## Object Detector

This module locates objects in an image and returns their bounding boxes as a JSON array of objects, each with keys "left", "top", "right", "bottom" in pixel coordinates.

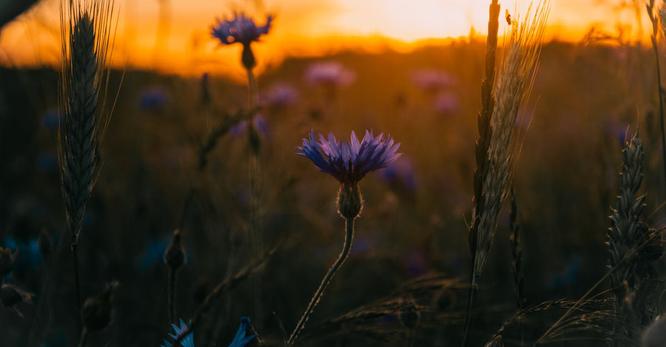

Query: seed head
[
  {"left": 164, "top": 229, "right": 186, "bottom": 271},
  {"left": 82, "top": 281, "right": 118, "bottom": 332},
  {"left": 0, "top": 247, "right": 17, "bottom": 278}
]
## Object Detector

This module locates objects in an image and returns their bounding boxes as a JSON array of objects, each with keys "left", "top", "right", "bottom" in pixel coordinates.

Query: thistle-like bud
[
  {"left": 82, "top": 281, "right": 118, "bottom": 332},
  {"left": 242, "top": 43, "right": 256, "bottom": 71},
  {"left": 0, "top": 247, "right": 18, "bottom": 278},
  {"left": 1, "top": 283, "right": 33, "bottom": 318},
  {"left": 38, "top": 229, "right": 52, "bottom": 258},
  {"left": 164, "top": 229, "right": 186, "bottom": 271},
  {"left": 0, "top": 284, "right": 33, "bottom": 309},
  {"left": 398, "top": 302, "right": 420, "bottom": 330},
  {"left": 337, "top": 183, "right": 363, "bottom": 220}
]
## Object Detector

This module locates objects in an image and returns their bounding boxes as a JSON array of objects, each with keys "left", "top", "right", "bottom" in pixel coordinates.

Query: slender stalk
[
  {"left": 78, "top": 327, "right": 88, "bottom": 347},
  {"left": 287, "top": 218, "right": 355, "bottom": 346},
  {"left": 650, "top": 29, "right": 666, "bottom": 189},
  {"left": 463, "top": 1, "right": 500, "bottom": 346},
  {"left": 168, "top": 268, "right": 176, "bottom": 323},
  {"left": 71, "top": 238, "right": 82, "bottom": 325},
  {"left": 245, "top": 64, "right": 264, "bottom": 324},
  {"left": 536, "top": 232, "right": 659, "bottom": 344}
]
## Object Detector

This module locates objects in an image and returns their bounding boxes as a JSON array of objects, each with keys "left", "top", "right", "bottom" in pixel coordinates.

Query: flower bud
[
  {"left": 164, "top": 229, "right": 186, "bottom": 271},
  {"left": 0, "top": 247, "right": 18, "bottom": 278},
  {"left": 337, "top": 183, "right": 363, "bottom": 220},
  {"left": 398, "top": 302, "right": 420, "bottom": 330},
  {"left": 82, "top": 281, "right": 118, "bottom": 332},
  {"left": 0, "top": 284, "right": 33, "bottom": 309},
  {"left": 242, "top": 43, "right": 256, "bottom": 71}
]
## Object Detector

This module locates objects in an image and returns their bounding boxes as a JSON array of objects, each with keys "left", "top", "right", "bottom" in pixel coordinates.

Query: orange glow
[{"left": 0, "top": 0, "right": 652, "bottom": 78}]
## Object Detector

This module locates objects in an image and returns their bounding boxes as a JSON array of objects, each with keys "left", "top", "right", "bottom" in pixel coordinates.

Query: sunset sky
[{"left": 0, "top": 0, "right": 646, "bottom": 77}]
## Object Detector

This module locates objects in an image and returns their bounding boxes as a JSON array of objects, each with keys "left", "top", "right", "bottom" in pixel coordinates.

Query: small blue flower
[
  {"left": 229, "top": 316, "right": 255, "bottom": 347},
  {"left": 139, "top": 88, "right": 168, "bottom": 112},
  {"left": 379, "top": 157, "right": 417, "bottom": 192},
  {"left": 162, "top": 319, "right": 195, "bottom": 347},
  {"left": 36, "top": 152, "right": 58, "bottom": 174},
  {"left": 41, "top": 110, "right": 60, "bottom": 132},
  {"left": 298, "top": 130, "right": 401, "bottom": 184},
  {"left": 305, "top": 62, "right": 355, "bottom": 87},
  {"left": 230, "top": 114, "right": 270, "bottom": 138},
  {"left": 211, "top": 13, "right": 272, "bottom": 46},
  {"left": 136, "top": 238, "right": 169, "bottom": 271}
]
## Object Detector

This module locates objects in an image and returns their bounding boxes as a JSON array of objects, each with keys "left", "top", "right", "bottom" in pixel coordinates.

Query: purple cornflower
[
  {"left": 41, "top": 109, "right": 60, "bottom": 132},
  {"left": 211, "top": 13, "right": 272, "bottom": 70},
  {"left": 139, "top": 87, "right": 168, "bottom": 112},
  {"left": 229, "top": 316, "right": 256, "bottom": 347},
  {"left": 230, "top": 114, "right": 269, "bottom": 138},
  {"left": 433, "top": 92, "right": 459, "bottom": 115},
  {"left": 305, "top": 62, "right": 355, "bottom": 87},
  {"left": 379, "top": 157, "right": 417, "bottom": 192},
  {"left": 299, "top": 130, "right": 401, "bottom": 184},
  {"left": 411, "top": 69, "right": 455, "bottom": 93},
  {"left": 161, "top": 319, "right": 194, "bottom": 347},
  {"left": 211, "top": 13, "right": 272, "bottom": 46},
  {"left": 261, "top": 83, "right": 299, "bottom": 110}
]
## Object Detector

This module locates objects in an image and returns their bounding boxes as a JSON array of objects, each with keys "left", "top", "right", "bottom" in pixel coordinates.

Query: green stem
[
  {"left": 77, "top": 327, "right": 88, "bottom": 347},
  {"left": 70, "top": 229, "right": 82, "bottom": 331},
  {"left": 168, "top": 268, "right": 177, "bottom": 323},
  {"left": 287, "top": 217, "right": 355, "bottom": 345}
]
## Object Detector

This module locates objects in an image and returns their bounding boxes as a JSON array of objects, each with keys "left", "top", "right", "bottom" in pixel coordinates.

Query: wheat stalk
[
  {"left": 607, "top": 133, "right": 662, "bottom": 345},
  {"left": 58, "top": 0, "right": 116, "bottom": 324},
  {"left": 463, "top": 2, "right": 548, "bottom": 345}
]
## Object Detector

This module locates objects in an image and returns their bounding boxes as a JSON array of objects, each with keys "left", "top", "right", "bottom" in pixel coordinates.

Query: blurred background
[{"left": 1, "top": 0, "right": 665, "bottom": 346}]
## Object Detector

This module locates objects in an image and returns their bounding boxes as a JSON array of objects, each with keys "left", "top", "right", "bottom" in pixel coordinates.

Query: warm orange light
[{"left": 0, "top": 0, "right": 653, "bottom": 78}]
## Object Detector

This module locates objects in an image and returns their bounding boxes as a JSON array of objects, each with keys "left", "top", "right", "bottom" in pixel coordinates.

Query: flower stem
[
  {"left": 168, "top": 268, "right": 177, "bottom": 323},
  {"left": 70, "top": 231, "right": 83, "bottom": 329},
  {"left": 77, "top": 327, "right": 88, "bottom": 347},
  {"left": 287, "top": 217, "right": 355, "bottom": 346}
]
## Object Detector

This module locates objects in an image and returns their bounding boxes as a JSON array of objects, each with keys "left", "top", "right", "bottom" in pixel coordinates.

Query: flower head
[
  {"left": 261, "top": 83, "right": 299, "bottom": 110},
  {"left": 433, "top": 92, "right": 459, "bottom": 115},
  {"left": 299, "top": 130, "right": 401, "bottom": 184},
  {"left": 211, "top": 13, "right": 272, "bottom": 46},
  {"left": 410, "top": 69, "right": 455, "bottom": 92},
  {"left": 139, "top": 87, "right": 168, "bottom": 112},
  {"left": 379, "top": 157, "right": 417, "bottom": 192},
  {"left": 305, "top": 62, "right": 355, "bottom": 87},
  {"left": 41, "top": 109, "right": 60, "bottom": 132},
  {"left": 229, "top": 316, "right": 255, "bottom": 347},
  {"left": 162, "top": 319, "right": 195, "bottom": 347}
]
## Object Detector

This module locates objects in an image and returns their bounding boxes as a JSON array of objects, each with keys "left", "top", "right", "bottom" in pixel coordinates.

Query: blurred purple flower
[
  {"left": 261, "top": 83, "right": 299, "bottom": 110},
  {"left": 351, "top": 235, "right": 374, "bottom": 255},
  {"left": 3, "top": 235, "right": 42, "bottom": 272},
  {"left": 379, "top": 157, "right": 417, "bottom": 192},
  {"left": 299, "top": 130, "right": 401, "bottom": 184},
  {"left": 411, "top": 69, "right": 455, "bottom": 92},
  {"left": 605, "top": 120, "right": 628, "bottom": 146},
  {"left": 137, "top": 238, "right": 169, "bottom": 271},
  {"left": 305, "top": 62, "right": 355, "bottom": 87},
  {"left": 547, "top": 256, "right": 582, "bottom": 290},
  {"left": 41, "top": 109, "right": 60, "bottom": 132},
  {"left": 139, "top": 88, "right": 168, "bottom": 111},
  {"left": 229, "top": 114, "right": 269, "bottom": 137},
  {"left": 36, "top": 152, "right": 58, "bottom": 174},
  {"left": 433, "top": 92, "right": 459, "bottom": 115},
  {"left": 211, "top": 13, "right": 272, "bottom": 46},
  {"left": 404, "top": 250, "right": 428, "bottom": 277}
]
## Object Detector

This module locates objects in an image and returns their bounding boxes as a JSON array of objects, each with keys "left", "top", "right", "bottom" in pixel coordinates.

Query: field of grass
[{"left": 2, "top": 1, "right": 666, "bottom": 346}]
